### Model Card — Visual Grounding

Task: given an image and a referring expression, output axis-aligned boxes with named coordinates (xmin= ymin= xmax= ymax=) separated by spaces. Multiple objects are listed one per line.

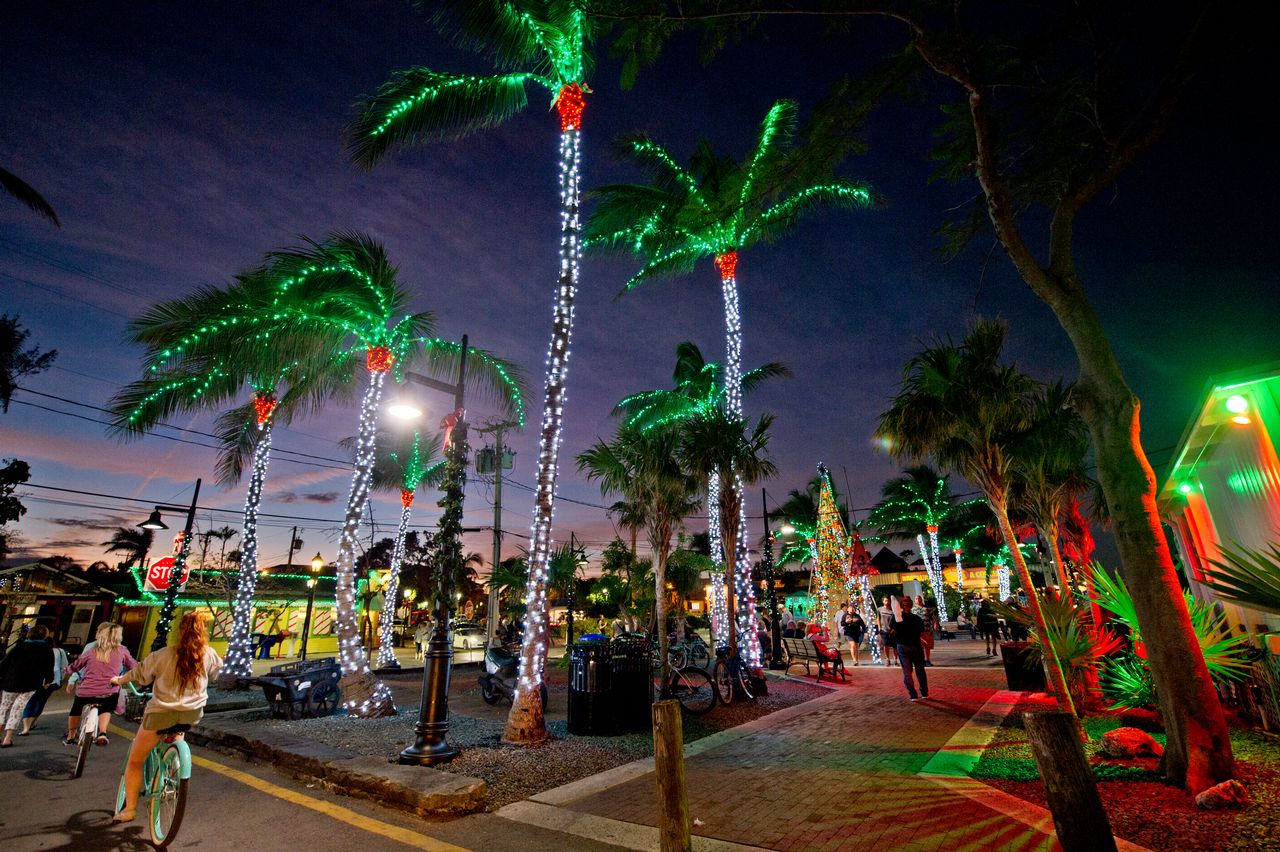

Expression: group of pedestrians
xmin=0 ymin=611 xmax=222 ymax=825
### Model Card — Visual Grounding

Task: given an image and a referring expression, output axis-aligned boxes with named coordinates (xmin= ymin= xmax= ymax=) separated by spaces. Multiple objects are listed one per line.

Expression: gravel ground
xmin=254 ymin=671 xmax=828 ymax=810
xmin=972 ymin=712 xmax=1280 ymax=851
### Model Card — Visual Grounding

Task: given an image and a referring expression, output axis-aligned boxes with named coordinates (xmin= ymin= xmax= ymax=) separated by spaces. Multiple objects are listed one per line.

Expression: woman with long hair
xmin=65 ymin=622 xmax=136 ymax=746
xmin=110 ymin=610 xmax=221 ymax=823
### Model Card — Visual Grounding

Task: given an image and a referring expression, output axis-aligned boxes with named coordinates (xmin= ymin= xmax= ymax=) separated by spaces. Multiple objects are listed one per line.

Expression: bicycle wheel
xmin=72 ymin=708 xmax=96 ymax=779
xmin=668 ymin=647 xmax=687 ymax=670
xmin=735 ymin=663 xmax=755 ymax=701
xmin=712 ymin=659 xmax=734 ymax=706
xmin=670 ymin=667 xmax=715 ymax=716
xmin=149 ymin=745 xmax=188 ymax=849
xmin=689 ymin=642 xmax=710 ymax=668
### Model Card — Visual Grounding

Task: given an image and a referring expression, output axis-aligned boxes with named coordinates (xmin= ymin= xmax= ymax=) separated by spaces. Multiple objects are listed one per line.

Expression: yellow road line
xmin=108 ymin=724 xmax=469 ymax=852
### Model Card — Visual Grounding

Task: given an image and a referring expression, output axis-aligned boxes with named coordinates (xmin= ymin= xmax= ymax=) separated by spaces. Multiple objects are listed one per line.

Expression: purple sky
xmin=3 ymin=3 xmax=1276 ymax=574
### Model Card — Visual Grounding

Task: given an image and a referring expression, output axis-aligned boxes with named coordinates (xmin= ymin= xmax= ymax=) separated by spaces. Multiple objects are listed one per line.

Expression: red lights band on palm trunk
xmin=253 ymin=393 xmax=278 ymax=425
xmin=366 ymin=346 xmax=394 ymax=373
xmin=714 ymin=251 xmax=738 ymax=279
xmin=557 ymin=84 xmax=585 ymax=130
xmin=401 ymin=488 xmax=415 ymax=508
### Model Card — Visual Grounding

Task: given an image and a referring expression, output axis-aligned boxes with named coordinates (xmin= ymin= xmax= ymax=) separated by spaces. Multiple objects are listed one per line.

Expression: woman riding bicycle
xmin=66 ymin=622 xmax=136 ymax=747
xmin=110 ymin=611 xmax=221 ymax=823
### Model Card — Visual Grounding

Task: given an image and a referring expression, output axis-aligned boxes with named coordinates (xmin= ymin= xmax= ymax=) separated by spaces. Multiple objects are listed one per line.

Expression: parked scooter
xmin=478 ymin=641 xmax=547 ymax=708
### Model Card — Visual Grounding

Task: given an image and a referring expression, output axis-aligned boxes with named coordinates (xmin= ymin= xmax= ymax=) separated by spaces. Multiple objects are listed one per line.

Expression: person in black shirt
xmin=890 ymin=597 xmax=929 ymax=701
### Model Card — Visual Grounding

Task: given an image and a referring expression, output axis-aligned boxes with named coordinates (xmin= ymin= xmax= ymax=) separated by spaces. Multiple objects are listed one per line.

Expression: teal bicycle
xmin=115 ymin=684 xmax=192 ymax=848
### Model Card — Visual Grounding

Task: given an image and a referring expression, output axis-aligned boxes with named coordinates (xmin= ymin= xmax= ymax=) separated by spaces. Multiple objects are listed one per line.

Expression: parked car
xmin=451 ymin=621 xmax=485 ymax=650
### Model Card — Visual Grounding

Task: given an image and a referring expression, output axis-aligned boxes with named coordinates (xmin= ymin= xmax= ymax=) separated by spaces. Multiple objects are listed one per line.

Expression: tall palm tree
xmin=102 ymin=527 xmax=153 ymax=568
xmin=867 ymin=465 xmax=985 ymax=620
xmin=586 ymin=106 xmax=867 ymax=665
xmin=111 ymin=270 xmax=357 ymax=677
xmin=579 ymin=425 xmax=700 ymax=697
xmin=679 ymin=409 xmax=777 ymax=657
xmin=347 ymin=1 xmax=598 ymax=744
xmin=1010 ymin=381 xmax=1092 ymax=593
xmin=876 ymin=320 xmax=1076 ymax=716
xmin=367 ymin=430 xmax=445 ymax=668
xmin=614 ymin=340 xmax=788 ymax=643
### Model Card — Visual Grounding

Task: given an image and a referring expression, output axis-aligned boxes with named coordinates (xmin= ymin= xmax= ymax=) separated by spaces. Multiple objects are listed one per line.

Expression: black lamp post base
xmin=398 ymin=734 xmax=459 ymax=766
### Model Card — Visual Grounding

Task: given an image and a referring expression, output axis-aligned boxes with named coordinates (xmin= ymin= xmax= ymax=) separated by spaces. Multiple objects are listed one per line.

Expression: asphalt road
xmin=0 ymin=696 xmax=623 ymax=852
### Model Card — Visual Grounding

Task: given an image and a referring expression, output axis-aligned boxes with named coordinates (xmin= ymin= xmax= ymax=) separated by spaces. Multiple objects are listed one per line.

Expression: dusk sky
xmin=3 ymin=3 xmax=1276 ymax=574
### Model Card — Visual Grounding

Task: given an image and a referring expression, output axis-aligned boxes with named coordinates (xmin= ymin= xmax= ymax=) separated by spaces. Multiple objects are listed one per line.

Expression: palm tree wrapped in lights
xmin=111 ymin=275 xmax=356 ymax=680
xmin=367 ymin=431 xmax=445 ymax=668
xmin=349 ymin=0 xmax=600 ymax=744
xmin=614 ymin=341 xmax=788 ymax=645
xmin=585 ymin=100 xmax=872 ymax=666
xmin=868 ymin=465 xmax=985 ymax=622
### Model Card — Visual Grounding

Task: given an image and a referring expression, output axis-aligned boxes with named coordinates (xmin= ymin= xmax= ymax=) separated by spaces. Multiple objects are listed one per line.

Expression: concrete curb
xmin=189 ymin=709 xmax=487 ymax=817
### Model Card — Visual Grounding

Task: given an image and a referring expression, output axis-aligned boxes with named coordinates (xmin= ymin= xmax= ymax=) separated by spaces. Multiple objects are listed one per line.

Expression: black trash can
xmin=610 ymin=636 xmax=653 ymax=733
xmin=567 ymin=640 xmax=613 ymax=735
xmin=999 ymin=641 xmax=1047 ymax=691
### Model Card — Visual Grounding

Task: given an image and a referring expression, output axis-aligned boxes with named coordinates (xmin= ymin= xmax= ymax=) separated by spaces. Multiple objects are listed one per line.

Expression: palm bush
xmin=995 ymin=594 xmax=1122 ymax=712
xmin=1207 ymin=542 xmax=1280 ymax=614
xmin=1092 ymin=566 xmax=1253 ymax=708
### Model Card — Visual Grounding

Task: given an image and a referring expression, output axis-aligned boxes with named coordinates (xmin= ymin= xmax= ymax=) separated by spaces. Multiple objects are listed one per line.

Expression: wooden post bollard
xmin=652 ymin=700 xmax=691 ymax=852
xmin=1024 ymin=711 xmax=1116 ymax=852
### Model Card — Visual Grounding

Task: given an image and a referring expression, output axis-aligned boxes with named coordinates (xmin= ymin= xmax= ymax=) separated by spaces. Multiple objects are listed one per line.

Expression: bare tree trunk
xmin=993 ymin=497 xmax=1077 ymax=718
xmin=721 ymin=483 xmax=740 ymax=655
xmin=655 ymin=518 xmax=672 ymax=697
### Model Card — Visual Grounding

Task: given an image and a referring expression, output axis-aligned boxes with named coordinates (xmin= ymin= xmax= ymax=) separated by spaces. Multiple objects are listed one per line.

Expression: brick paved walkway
xmin=562 ymin=666 xmax=1057 ymax=851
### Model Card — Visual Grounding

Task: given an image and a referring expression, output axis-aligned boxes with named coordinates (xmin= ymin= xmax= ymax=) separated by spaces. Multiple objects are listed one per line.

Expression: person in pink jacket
xmin=65 ymin=622 xmax=137 ymax=746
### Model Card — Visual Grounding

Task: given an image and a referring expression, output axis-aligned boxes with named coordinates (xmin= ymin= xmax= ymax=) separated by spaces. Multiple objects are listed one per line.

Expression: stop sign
xmin=144 ymin=557 xmax=191 ymax=593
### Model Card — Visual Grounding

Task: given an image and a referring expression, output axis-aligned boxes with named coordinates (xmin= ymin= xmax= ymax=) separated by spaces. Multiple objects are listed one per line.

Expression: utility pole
xmin=285 ymin=526 xmax=299 ymax=572
xmin=477 ymin=419 xmax=519 ymax=645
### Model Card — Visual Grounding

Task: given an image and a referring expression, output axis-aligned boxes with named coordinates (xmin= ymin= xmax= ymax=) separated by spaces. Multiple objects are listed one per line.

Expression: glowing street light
xmin=1226 ymin=394 xmax=1251 ymax=425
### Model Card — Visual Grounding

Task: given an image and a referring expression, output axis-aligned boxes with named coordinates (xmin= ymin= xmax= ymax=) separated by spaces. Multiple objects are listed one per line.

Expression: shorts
xmin=141 ymin=708 xmax=204 ymax=731
xmin=70 ymin=692 xmax=119 ymax=716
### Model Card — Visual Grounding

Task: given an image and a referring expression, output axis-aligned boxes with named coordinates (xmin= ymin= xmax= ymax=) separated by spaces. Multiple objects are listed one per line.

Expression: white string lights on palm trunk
xmin=516 ymin=112 xmax=581 ymax=699
xmin=333 ymin=365 xmax=395 ymax=716
xmin=223 ymin=414 xmax=273 ymax=678
xmin=376 ymin=497 xmax=413 ymax=668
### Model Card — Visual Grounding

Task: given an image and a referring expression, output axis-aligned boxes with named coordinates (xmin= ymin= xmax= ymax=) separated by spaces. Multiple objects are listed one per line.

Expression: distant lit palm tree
xmin=679 ymin=409 xmax=777 ymax=656
xmin=867 ymin=465 xmax=984 ymax=619
xmin=876 ymin=319 xmax=1075 ymax=715
xmin=367 ymin=430 xmax=445 ymax=667
xmin=586 ymin=101 xmax=869 ymax=665
xmin=615 ymin=340 xmax=787 ymax=644
xmin=347 ymin=1 xmax=599 ymax=744
xmin=102 ymin=527 xmax=153 ymax=569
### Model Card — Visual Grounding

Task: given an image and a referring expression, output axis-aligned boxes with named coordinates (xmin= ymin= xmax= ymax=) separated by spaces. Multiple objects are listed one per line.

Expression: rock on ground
xmin=1100 ymin=727 xmax=1163 ymax=759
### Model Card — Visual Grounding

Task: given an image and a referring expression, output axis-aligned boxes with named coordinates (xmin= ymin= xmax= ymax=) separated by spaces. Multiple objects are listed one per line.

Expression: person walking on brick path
xmin=888 ymin=596 xmax=929 ymax=701
xmin=977 ymin=598 xmax=1000 ymax=656
xmin=878 ymin=597 xmax=898 ymax=665
xmin=842 ymin=604 xmax=866 ymax=666
xmin=0 ymin=624 xmax=55 ymax=747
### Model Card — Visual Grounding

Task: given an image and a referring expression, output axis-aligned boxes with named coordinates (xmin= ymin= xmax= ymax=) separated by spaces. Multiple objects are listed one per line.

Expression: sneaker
xmin=909 ymin=696 xmax=920 ymax=702
xmin=921 ymin=693 xmax=929 ymax=699
xmin=924 ymin=661 xmax=935 ymax=667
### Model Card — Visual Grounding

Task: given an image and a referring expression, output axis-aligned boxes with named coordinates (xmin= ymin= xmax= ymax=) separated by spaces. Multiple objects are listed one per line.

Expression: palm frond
xmin=1207 ymin=541 xmax=1280 ymax=614
xmin=738 ymin=100 xmax=799 ymax=213
xmin=583 ymin=183 xmax=682 ymax=253
xmin=0 ymin=166 xmax=59 ymax=226
xmin=213 ymin=401 xmax=262 ymax=486
xmin=749 ymin=181 xmax=873 ymax=244
xmin=348 ymin=68 xmax=545 ymax=167
xmin=411 ymin=339 xmax=527 ymax=425
xmin=740 ymin=361 xmax=791 ymax=394
xmin=615 ymin=246 xmax=703 ymax=297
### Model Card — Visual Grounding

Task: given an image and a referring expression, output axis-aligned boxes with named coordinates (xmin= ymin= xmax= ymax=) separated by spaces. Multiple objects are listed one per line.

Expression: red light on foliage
xmin=367 ymin=346 xmax=394 ymax=373
xmin=926 ymin=524 xmax=939 ymax=534
xmin=401 ymin=489 xmax=415 ymax=509
xmin=714 ymin=251 xmax=739 ymax=279
xmin=557 ymin=84 xmax=585 ymax=130
xmin=253 ymin=393 xmax=278 ymax=426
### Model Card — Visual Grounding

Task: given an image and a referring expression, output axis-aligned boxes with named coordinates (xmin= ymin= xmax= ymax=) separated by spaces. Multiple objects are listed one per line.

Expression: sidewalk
xmin=499 ymin=665 xmax=1063 ymax=852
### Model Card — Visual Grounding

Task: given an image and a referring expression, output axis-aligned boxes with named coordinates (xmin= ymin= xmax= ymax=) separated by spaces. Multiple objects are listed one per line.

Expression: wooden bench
xmin=781 ymin=637 xmax=846 ymax=683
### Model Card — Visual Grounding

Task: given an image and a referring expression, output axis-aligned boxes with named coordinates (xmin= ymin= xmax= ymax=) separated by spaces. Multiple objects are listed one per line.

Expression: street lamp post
xmin=139 ymin=478 xmax=202 ymax=652
xmin=761 ymin=489 xmax=785 ymax=670
xmin=400 ymin=336 xmax=468 ymax=766
xmin=300 ymin=552 xmax=324 ymax=661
